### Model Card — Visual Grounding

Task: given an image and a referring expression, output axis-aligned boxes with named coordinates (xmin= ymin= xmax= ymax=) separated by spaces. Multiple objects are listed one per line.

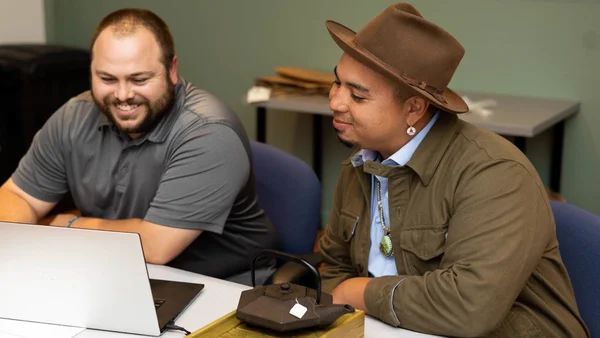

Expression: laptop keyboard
xmin=154 ymin=299 xmax=166 ymax=310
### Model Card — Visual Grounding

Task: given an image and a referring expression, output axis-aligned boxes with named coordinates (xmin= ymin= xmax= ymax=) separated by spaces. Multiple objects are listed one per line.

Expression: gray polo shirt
xmin=12 ymin=77 xmax=279 ymax=279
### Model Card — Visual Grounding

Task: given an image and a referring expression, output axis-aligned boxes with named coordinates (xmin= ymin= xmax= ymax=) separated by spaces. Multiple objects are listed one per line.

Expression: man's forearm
xmin=57 ymin=216 xmax=199 ymax=265
xmin=69 ymin=216 xmax=144 ymax=233
xmin=66 ymin=217 xmax=161 ymax=261
xmin=0 ymin=188 xmax=39 ymax=223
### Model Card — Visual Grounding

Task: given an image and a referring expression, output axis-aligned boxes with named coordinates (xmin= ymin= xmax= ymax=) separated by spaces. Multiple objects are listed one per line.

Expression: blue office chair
xmin=250 ymin=141 xmax=322 ymax=256
xmin=551 ymin=201 xmax=600 ymax=336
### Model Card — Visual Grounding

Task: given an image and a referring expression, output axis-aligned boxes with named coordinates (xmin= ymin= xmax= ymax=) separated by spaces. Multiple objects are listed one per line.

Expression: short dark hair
xmin=89 ymin=8 xmax=175 ymax=70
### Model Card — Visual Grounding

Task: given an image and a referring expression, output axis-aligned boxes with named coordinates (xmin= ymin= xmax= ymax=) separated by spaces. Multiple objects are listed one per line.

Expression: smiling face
xmin=90 ymin=26 xmax=178 ymax=138
xmin=329 ymin=53 xmax=432 ymax=159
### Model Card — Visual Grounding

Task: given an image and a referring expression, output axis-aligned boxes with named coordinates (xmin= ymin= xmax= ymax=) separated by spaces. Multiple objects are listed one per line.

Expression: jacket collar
xmin=342 ymin=112 xmax=460 ymax=186
xmin=405 ymin=111 xmax=459 ymax=185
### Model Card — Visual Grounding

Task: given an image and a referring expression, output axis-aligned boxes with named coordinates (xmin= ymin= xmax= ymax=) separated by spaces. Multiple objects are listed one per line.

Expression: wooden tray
xmin=188 ymin=309 xmax=365 ymax=338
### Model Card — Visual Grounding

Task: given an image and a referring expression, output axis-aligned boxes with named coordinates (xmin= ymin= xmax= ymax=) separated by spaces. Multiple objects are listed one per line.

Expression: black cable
xmin=165 ymin=323 xmax=191 ymax=335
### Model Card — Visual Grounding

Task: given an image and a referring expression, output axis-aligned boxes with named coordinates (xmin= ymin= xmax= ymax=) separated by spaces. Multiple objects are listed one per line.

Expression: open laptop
xmin=0 ymin=221 xmax=204 ymax=336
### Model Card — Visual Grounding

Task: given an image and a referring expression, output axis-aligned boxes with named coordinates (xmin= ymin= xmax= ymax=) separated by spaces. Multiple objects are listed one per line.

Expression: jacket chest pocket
xmin=398 ymin=225 xmax=447 ymax=275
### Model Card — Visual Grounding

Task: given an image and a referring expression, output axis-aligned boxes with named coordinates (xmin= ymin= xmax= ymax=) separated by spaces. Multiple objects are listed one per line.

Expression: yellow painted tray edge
xmin=188 ymin=309 xmax=365 ymax=338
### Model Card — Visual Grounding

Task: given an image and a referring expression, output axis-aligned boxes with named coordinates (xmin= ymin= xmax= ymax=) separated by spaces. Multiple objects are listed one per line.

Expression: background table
xmin=252 ymin=92 xmax=579 ymax=192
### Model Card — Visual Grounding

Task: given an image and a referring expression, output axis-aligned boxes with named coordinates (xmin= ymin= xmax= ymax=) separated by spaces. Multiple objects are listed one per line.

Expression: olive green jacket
xmin=319 ymin=112 xmax=588 ymax=337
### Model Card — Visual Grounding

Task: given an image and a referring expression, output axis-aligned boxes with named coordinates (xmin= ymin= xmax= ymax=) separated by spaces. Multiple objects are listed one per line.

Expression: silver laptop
xmin=0 ymin=221 xmax=204 ymax=336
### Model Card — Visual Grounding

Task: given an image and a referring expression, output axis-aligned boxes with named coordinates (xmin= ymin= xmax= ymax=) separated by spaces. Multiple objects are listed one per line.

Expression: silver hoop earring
xmin=407 ymin=126 xmax=416 ymax=136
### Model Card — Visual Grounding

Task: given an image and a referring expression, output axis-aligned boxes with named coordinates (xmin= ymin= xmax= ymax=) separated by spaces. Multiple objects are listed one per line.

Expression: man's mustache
xmin=105 ymin=97 xmax=148 ymax=106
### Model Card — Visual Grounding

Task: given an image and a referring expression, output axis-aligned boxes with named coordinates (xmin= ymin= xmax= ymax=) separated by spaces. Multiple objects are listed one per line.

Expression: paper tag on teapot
xmin=289 ymin=303 xmax=307 ymax=319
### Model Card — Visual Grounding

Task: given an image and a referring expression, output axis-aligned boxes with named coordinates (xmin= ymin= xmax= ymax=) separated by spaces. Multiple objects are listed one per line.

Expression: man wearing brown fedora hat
xmin=318 ymin=2 xmax=589 ymax=337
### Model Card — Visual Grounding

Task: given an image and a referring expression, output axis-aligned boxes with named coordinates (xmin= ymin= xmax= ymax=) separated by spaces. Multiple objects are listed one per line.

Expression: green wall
xmin=45 ymin=0 xmax=600 ymax=222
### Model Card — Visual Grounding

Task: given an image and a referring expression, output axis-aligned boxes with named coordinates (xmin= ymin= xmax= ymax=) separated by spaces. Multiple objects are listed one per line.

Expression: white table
xmin=72 ymin=264 xmax=440 ymax=338
xmin=252 ymin=92 xmax=579 ymax=192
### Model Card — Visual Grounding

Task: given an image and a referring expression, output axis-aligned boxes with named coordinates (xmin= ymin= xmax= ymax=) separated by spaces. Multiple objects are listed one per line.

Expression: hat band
xmin=398 ymin=72 xmax=446 ymax=104
xmin=350 ymin=39 xmax=447 ymax=104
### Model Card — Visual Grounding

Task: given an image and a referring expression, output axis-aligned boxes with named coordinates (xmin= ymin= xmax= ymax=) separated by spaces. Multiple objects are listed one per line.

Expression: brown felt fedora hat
xmin=326 ymin=2 xmax=468 ymax=113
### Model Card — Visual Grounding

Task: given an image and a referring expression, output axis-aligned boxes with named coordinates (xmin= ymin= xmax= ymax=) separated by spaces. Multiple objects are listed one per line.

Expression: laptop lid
xmin=0 ymin=222 xmax=168 ymax=336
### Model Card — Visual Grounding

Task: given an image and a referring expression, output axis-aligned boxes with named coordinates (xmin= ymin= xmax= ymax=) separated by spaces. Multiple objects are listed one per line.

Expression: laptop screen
xmin=0 ymin=222 xmax=162 ymax=336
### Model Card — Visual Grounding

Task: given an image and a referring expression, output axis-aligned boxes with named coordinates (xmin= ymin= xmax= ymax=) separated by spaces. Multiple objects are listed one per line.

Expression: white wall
xmin=0 ymin=0 xmax=46 ymax=44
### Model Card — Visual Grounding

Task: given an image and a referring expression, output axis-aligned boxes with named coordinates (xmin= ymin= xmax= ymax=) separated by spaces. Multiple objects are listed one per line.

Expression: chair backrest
xmin=551 ymin=201 xmax=600 ymax=336
xmin=250 ymin=141 xmax=321 ymax=255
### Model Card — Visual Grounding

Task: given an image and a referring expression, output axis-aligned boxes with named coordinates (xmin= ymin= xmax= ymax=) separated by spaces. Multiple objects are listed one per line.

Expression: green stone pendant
xmin=379 ymin=233 xmax=394 ymax=257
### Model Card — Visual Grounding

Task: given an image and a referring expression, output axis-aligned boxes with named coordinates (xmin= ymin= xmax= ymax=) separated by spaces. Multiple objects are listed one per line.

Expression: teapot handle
xmin=251 ymin=249 xmax=323 ymax=304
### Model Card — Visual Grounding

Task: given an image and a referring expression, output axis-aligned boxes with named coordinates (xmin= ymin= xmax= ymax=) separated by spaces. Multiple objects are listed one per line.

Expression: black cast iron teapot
xmin=235 ymin=249 xmax=355 ymax=332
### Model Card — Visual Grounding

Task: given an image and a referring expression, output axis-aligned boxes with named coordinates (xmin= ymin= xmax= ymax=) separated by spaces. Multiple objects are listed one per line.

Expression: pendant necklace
xmin=376 ymin=178 xmax=394 ymax=257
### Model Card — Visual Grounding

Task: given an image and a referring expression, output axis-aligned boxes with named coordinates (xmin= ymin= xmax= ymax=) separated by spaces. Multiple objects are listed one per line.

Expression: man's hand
xmin=331 ymin=277 xmax=371 ymax=311
xmin=48 ymin=213 xmax=79 ymax=227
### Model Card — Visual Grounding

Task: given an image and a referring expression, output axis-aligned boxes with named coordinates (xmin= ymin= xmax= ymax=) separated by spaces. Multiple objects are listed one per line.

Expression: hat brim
xmin=326 ymin=20 xmax=469 ymax=114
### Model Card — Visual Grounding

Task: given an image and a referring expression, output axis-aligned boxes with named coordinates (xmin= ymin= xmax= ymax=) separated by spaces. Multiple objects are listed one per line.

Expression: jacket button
xmin=357 ymin=264 xmax=364 ymax=273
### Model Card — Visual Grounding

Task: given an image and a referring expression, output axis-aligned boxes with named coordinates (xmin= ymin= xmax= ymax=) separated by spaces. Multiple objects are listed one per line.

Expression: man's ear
xmin=169 ymin=56 xmax=178 ymax=85
xmin=406 ymin=96 xmax=430 ymax=126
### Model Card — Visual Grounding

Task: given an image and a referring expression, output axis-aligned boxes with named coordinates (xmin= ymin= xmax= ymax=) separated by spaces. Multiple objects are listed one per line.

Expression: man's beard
xmin=93 ymin=79 xmax=175 ymax=134
xmin=334 ymin=127 xmax=356 ymax=149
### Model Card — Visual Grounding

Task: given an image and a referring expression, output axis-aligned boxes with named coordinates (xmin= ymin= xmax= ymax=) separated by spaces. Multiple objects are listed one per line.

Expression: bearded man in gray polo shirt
xmin=0 ymin=8 xmax=279 ymax=281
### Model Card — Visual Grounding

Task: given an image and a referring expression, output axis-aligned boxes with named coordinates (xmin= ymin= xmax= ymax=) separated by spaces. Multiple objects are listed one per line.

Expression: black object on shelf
xmin=0 ymin=44 xmax=91 ymax=213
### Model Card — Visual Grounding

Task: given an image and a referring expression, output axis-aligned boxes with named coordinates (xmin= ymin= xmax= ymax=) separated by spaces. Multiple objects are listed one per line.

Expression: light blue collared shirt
xmin=350 ymin=111 xmax=439 ymax=277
